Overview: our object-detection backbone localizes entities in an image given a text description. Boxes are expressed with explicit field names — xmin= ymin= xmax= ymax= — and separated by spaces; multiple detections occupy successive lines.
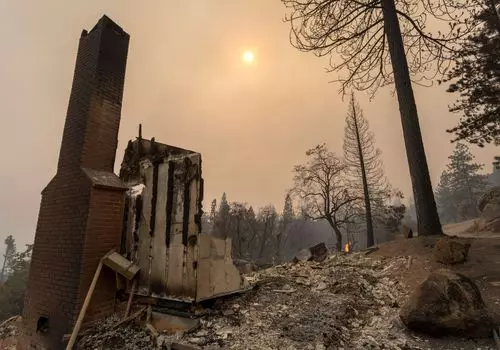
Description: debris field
xmin=71 ymin=251 xmax=497 ymax=350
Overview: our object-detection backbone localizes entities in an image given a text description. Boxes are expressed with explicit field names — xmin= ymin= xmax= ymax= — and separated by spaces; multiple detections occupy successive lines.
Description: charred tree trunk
xmin=352 ymin=96 xmax=375 ymax=247
xmin=327 ymin=218 xmax=343 ymax=251
xmin=333 ymin=225 xmax=343 ymax=252
xmin=381 ymin=0 xmax=443 ymax=235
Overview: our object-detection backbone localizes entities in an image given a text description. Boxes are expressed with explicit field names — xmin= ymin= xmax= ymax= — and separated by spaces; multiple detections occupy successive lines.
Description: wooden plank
xmin=137 ymin=165 xmax=154 ymax=293
xmin=150 ymin=162 xmax=169 ymax=295
xmin=102 ymin=252 xmax=140 ymax=280
xmin=66 ymin=261 xmax=104 ymax=350
xmin=113 ymin=306 xmax=146 ymax=329
xmin=124 ymin=278 xmax=138 ymax=318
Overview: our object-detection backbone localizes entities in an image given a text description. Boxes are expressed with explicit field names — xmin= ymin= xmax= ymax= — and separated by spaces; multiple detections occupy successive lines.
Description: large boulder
xmin=478 ymin=187 xmax=500 ymax=232
xmin=400 ymin=269 xmax=495 ymax=338
xmin=433 ymin=236 xmax=471 ymax=265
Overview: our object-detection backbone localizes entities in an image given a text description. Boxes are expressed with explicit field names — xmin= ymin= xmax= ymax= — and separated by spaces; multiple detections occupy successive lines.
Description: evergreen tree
xmin=436 ymin=143 xmax=488 ymax=222
xmin=442 ymin=2 xmax=500 ymax=146
xmin=0 ymin=236 xmax=16 ymax=283
xmin=435 ymin=171 xmax=460 ymax=224
xmin=0 ymin=244 xmax=32 ymax=321
xmin=343 ymin=94 xmax=390 ymax=247
xmin=209 ymin=199 xmax=217 ymax=224
xmin=219 ymin=193 xmax=230 ymax=218
xmin=213 ymin=193 xmax=231 ymax=238
xmin=282 ymin=193 xmax=295 ymax=229
xmin=257 ymin=205 xmax=278 ymax=260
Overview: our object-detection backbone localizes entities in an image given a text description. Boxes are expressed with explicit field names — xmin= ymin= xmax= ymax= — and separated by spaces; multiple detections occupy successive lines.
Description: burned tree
xmin=256 ymin=205 xmax=278 ymax=261
xmin=282 ymin=0 xmax=479 ymax=235
xmin=343 ymin=93 xmax=390 ymax=247
xmin=291 ymin=144 xmax=358 ymax=251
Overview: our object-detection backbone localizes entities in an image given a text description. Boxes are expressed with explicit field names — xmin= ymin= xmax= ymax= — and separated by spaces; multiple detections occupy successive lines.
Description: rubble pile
xmin=0 ymin=316 xmax=21 ymax=350
xmin=73 ymin=251 xmax=498 ymax=349
xmin=76 ymin=315 xmax=153 ymax=350
xmin=0 ymin=316 xmax=21 ymax=339
xmin=188 ymin=252 xmax=417 ymax=350
xmin=76 ymin=252 xmax=421 ymax=350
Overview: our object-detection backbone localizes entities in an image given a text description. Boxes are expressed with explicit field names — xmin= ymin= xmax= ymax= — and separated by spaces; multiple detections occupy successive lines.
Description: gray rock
xmin=400 ymin=269 xmax=495 ymax=338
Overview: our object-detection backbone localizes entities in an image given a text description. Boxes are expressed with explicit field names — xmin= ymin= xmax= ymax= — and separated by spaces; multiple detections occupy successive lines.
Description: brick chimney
xmin=20 ymin=16 xmax=129 ymax=350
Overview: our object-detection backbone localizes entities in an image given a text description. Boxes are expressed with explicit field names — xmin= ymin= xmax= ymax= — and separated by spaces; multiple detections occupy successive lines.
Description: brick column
xmin=20 ymin=16 xmax=130 ymax=350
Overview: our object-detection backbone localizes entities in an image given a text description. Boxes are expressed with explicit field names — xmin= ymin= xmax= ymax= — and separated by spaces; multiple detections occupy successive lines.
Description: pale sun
xmin=242 ymin=51 xmax=254 ymax=63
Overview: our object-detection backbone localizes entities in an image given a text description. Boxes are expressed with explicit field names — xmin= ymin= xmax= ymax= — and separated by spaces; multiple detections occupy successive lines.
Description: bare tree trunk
xmin=381 ymin=0 xmax=443 ymax=235
xmin=0 ymin=254 xmax=6 ymax=282
xmin=352 ymin=95 xmax=375 ymax=247
xmin=333 ymin=225 xmax=343 ymax=252
xmin=327 ymin=218 xmax=343 ymax=251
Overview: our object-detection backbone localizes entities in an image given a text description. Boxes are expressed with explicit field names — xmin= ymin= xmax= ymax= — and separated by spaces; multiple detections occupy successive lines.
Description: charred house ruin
xmin=21 ymin=14 xmax=248 ymax=350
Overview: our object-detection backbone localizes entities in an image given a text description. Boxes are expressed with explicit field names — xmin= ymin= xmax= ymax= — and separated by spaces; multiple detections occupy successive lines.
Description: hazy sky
xmin=0 ymin=0 xmax=497 ymax=248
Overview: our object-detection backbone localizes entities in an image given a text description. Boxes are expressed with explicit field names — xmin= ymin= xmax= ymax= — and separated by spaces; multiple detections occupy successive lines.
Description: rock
xmin=314 ymin=282 xmax=328 ymax=291
xmin=400 ymin=269 xmax=495 ymax=338
xmin=478 ymin=187 xmax=500 ymax=232
xmin=433 ymin=236 xmax=471 ymax=265
xmin=309 ymin=243 xmax=328 ymax=262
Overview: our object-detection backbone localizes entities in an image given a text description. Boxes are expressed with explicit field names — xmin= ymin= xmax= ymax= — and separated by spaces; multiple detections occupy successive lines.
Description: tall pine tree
xmin=282 ymin=193 xmax=295 ymax=229
xmin=435 ymin=171 xmax=460 ymax=224
xmin=213 ymin=193 xmax=230 ymax=238
xmin=343 ymin=94 xmax=390 ymax=247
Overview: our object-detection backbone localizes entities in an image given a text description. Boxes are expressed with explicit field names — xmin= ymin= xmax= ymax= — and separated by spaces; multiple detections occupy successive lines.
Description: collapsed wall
xmin=120 ymin=137 xmax=247 ymax=301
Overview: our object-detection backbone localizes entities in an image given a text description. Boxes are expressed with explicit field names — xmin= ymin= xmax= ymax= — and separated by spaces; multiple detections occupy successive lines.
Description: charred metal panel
xmin=120 ymin=137 xmax=247 ymax=301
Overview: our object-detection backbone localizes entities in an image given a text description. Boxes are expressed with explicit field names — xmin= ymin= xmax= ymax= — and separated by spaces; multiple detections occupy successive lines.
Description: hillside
xmin=2 ymin=228 xmax=499 ymax=349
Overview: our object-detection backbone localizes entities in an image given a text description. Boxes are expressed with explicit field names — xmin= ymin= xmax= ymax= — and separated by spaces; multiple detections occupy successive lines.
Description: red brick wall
xmin=21 ymin=171 xmax=92 ymax=350
xmin=77 ymin=188 xmax=126 ymax=323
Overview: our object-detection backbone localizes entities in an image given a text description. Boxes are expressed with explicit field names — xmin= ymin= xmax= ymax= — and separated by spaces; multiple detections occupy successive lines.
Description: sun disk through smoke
xmin=242 ymin=51 xmax=254 ymax=63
